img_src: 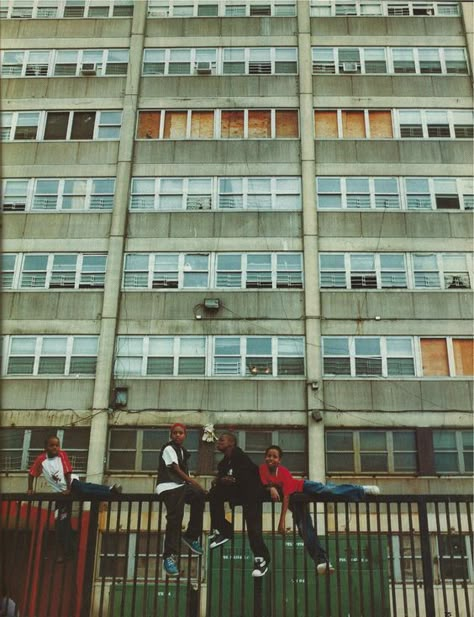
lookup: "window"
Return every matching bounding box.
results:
[1,111,121,141]
[114,336,305,378]
[107,428,200,472]
[316,176,473,211]
[314,109,393,139]
[309,1,460,16]
[325,430,418,474]
[437,535,472,582]
[397,109,473,139]
[136,109,298,140]
[123,252,303,290]
[433,431,473,474]
[1,0,133,18]
[0,427,90,472]
[420,338,473,377]
[311,47,467,75]
[3,336,99,376]
[129,176,301,212]
[1,49,129,78]
[147,0,296,17]
[2,253,106,290]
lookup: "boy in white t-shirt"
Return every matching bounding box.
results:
[28,435,122,562]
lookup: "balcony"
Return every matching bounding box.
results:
[0,493,471,616]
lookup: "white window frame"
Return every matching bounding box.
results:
[432,430,474,475]
[396,109,474,139]
[309,1,460,17]
[1,0,134,19]
[314,109,394,140]
[147,0,296,18]
[114,335,305,378]
[3,335,99,376]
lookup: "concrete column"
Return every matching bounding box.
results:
[86,1,146,482]
[297,1,326,482]
[461,2,474,69]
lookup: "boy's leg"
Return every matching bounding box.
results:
[243,500,270,563]
[184,484,205,540]
[162,487,186,558]
[208,484,233,538]
[290,500,327,564]
[70,479,113,498]
[55,503,74,560]
[303,480,365,501]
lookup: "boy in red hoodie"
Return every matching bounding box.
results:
[259,445,380,574]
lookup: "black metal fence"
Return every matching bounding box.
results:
[0,493,472,617]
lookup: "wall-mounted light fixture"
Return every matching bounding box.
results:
[203,298,221,310]
[311,410,323,422]
[112,386,128,409]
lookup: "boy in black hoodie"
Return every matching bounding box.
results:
[156,423,206,577]
[208,431,270,577]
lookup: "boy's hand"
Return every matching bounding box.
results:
[269,487,280,502]
[27,488,34,495]
[278,522,287,535]
[62,489,71,495]
[220,475,236,486]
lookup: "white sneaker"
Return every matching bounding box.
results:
[251,557,269,577]
[362,485,380,495]
[316,561,335,575]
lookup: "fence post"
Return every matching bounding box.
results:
[418,498,436,616]
[81,499,101,617]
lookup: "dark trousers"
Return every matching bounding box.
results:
[208,484,270,563]
[162,484,205,558]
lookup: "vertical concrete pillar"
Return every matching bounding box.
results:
[461,2,474,69]
[297,1,326,481]
[86,1,146,482]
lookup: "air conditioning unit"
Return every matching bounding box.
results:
[342,62,359,72]
[195,62,213,75]
[81,63,97,76]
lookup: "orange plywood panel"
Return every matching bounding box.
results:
[275,110,299,138]
[248,110,272,138]
[369,110,393,138]
[421,338,449,376]
[220,111,244,138]
[342,110,366,138]
[163,111,187,138]
[190,111,215,138]
[314,111,338,138]
[137,111,160,139]
[453,339,474,376]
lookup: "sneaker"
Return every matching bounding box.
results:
[316,560,335,575]
[251,557,269,577]
[110,484,122,494]
[163,555,179,577]
[182,535,203,555]
[209,532,231,550]
[362,485,380,496]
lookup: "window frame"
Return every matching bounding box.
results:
[309,1,460,17]
[1,0,134,19]
[147,0,297,18]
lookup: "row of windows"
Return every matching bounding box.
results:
[322,336,473,378]
[319,253,472,290]
[1,111,121,141]
[4,251,472,293]
[0,0,461,19]
[2,253,107,289]
[0,0,133,19]
[1,49,129,78]
[312,47,468,75]
[3,176,472,213]
[3,109,472,142]
[2,426,471,477]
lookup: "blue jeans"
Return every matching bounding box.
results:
[70,478,112,498]
[290,481,365,564]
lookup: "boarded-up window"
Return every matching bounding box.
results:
[221,111,244,138]
[164,111,187,139]
[248,110,272,138]
[453,339,473,376]
[44,112,69,140]
[342,111,366,138]
[369,110,393,138]
[276,110,298,138]
[71,112,96,140]
[421,338,449,376]
[137,111,160,139]
[314,111,338,138]
[190,111,214,138]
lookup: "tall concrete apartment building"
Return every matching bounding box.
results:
[2,0,473,515]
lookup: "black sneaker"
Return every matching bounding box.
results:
[209,532,230,549]
[251,557,269,577]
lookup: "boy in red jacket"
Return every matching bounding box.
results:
[259,445,380,574]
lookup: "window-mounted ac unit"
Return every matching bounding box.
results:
[81,63,97,76]
[341,62,359,72]
[149,8,169,16]
[195,62,213,75]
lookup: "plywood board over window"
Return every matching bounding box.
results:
[248,110,271,138]
[369,110,393,138]
[71,112,96,139]
[421,338,449,376]
[342,110,366,138]
[314,111,338,137]
[453,339,474,376]
[44,112,69,140]
[137,111,160,139]
[164,111,187,138]
[276,110,298,138]
[190,111,214,138]
[221,110,244,138]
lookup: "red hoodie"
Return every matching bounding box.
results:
[259,463,304,496]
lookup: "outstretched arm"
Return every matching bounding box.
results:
[278,494,290,534]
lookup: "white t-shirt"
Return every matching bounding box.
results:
[40,455,78,492]
[155,444,185,495]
